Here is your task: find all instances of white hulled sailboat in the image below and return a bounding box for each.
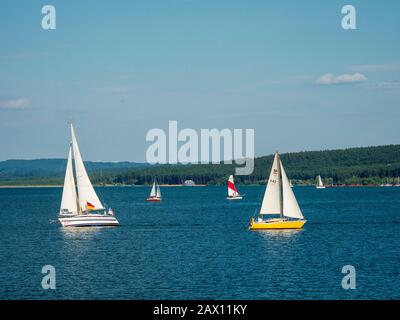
[249,152,306,230]
[227,175,243,200]
[58,124,119,227]
[316,175,325,189]
[147,179,162,202]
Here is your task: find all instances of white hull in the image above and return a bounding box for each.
[227,196,243,200]
[58,214,119,227]
[316,186,326,189]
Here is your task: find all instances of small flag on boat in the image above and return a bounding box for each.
[86,202,95,210]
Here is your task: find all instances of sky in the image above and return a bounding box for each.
[0,0,399,162]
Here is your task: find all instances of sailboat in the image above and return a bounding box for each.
[227,175,243,200]
[249,152,306,230]
[58,124,119,227]
[147,179,162,202]
[289,180,293,188]
[316,175,326,189]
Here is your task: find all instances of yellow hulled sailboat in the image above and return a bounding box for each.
[249,152,306,230]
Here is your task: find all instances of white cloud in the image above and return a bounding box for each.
[316,73,367,85]
[0,98,29,109]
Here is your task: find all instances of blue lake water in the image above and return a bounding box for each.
[0,186,399,300]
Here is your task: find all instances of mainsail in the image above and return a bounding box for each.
[228,175,239,197]
[60,145,78,214]
[317,175,324,187]
[70,124,104,212]
[280,161,304,219]
[150,181,156,197]
[260,153,282,215]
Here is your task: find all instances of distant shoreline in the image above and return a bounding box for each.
[0,184,397,188]
[0,185,62,188]
[0,184,208,188]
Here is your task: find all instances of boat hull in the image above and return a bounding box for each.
[227,196,243,200]
[249,218,306,230]
[146,197,161,202]
[58,214,119,227]
[316,186,326,189]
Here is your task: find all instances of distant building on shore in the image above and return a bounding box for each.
[183,179,196,186]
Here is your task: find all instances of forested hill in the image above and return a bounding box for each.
[1,145,399,186]
[0,159,146,185]
[105,144,400,186]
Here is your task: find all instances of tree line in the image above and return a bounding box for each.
[93,144,400,186]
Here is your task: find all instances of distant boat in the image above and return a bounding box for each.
[147,179,162,202]
[227,175,243,200]
[316,175,326,189]
[58,124,119,227]
[395,177,400,187]
[249,152,306,230]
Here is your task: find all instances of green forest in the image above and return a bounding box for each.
[95,144,400,186]
[1,144,399,186]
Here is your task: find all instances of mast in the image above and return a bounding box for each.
[276,152,283,218]
[72,143,81,214]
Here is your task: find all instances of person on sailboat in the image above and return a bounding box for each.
[107,208,115,216]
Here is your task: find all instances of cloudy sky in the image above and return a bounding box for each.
[0,0,399,162]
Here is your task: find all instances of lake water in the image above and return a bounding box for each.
[0,186,399,300]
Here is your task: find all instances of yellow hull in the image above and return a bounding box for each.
[249,218,306,230]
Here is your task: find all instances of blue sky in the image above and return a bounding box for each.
[0,0,399,162]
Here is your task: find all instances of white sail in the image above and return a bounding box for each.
[317,175,324,187]
[70,124,104,212]
[60,145,78,214]
[260,153,282,215]
[228,175,239,197]
[156,183,161,198]
[150,181,156,197]
[280,161,304,219]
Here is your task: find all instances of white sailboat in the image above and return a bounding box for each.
[227,175,243,200]
[249,152,306,230]
[316,175,326,189]
[58,124,119,227]
[147,179,162,202]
